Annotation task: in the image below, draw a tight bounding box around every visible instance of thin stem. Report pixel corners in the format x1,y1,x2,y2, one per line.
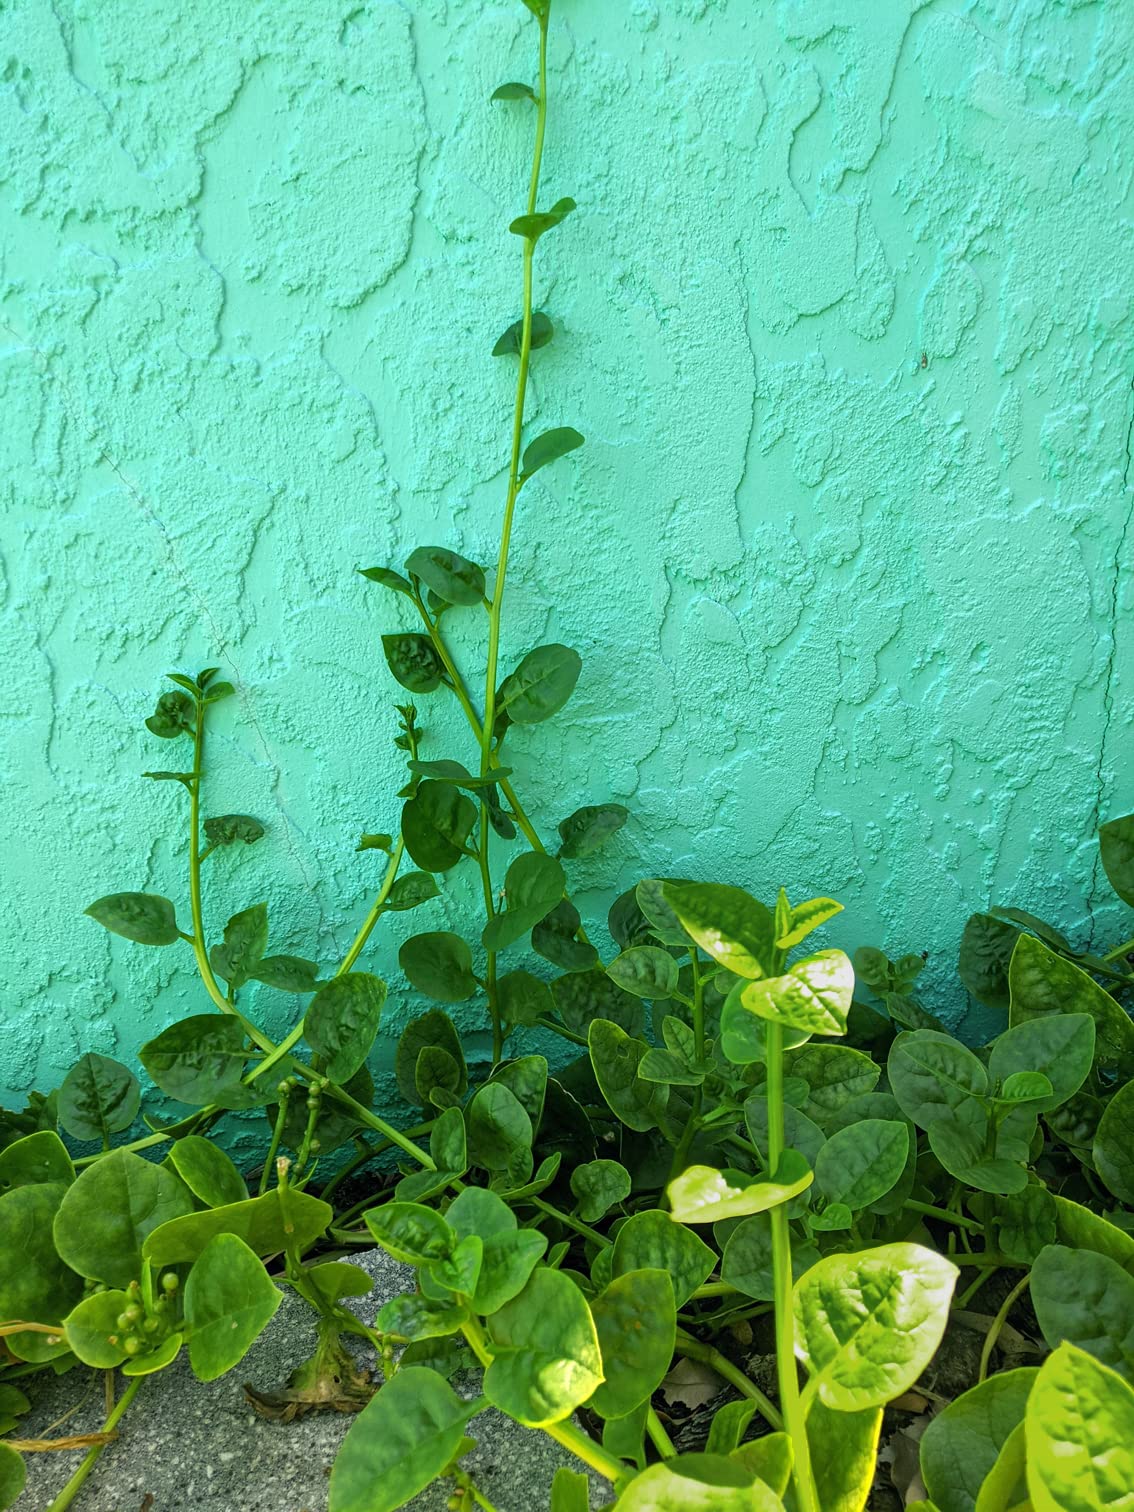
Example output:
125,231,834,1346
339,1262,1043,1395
259,1087,291,1196
46,1376,144,1512
978,1273,1031,1383
903,1199,983,1233
675,1332,782,1431
534,1015,588,1047
645,1408,676,1459
765,1021,818,1512
337,838,406,976
1103,935,1134,963
530,1195,609,1248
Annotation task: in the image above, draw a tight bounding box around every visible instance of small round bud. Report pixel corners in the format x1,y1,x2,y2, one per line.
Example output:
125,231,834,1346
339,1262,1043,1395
309,1138,321,1154
143,1316,162,1335
161,1272,180,1293
277,1080,292,1097
123,1336,143,1356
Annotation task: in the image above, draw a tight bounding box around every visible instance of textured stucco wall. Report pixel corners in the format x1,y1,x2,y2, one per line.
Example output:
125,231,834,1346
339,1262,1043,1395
2,0,1132,1108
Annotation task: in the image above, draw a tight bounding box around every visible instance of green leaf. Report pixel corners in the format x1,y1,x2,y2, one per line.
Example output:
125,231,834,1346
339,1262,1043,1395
467,1083,533,1176
663,883,775,980
303,971,386,1082
587,1268,676,1419
775,896,843,951
493,309,553,355
364,1202,454,1265
406,761,512,793
532,899,599,972
782,1044,880,1125
1094,1079,1134,1205
1053,1195,1134,1268
482,851,566,952
121,1329,183,1376
430,1107,468,1176
668,1153,813,1224
608,946,680,1001
557,803,628,859
328,1368,477,1512
0,1130,74,1192
556,968,643,1036
0,1182,83,1359
140,1015,250,1107
496,643,582,726
384,871,441,912
991,1185,1057,1262
1025,1343,1134,1512
498,968,553,1029
402,780,477,872
794,1242,958,1410
142,1188,332,1268
58,1053,140,1143
381,633,445,693
612,1210,716,1308
739,950,854,1037
405,546,486,606
721,1213,818,1303
145,688,195,738
0,1443,26,1509
887,1030,987,1128
300,1261,374,1307
987,1013,1094,1112
570,1159,631,1222
1099,813,1134,906
805,1399,882,1512
743,1096,826,1168
202,814,265,847
185,1233,282,1382
706,1400,756,1457
395,1010,468,1106
61,1288,130,1368
248,953,319,993
720,984,809,1065
446,1189,547,1314
489,1055,548,1129
484,1266,603,1427
491,81,537,104
85,891,180,946
1008,934,1134,1067
974,1421,1028,1512
400,933,478,1004
1030,1245,1134,1382
359,565,414,596
616,1456,785,1510
814,1119,908,1212
510,198,578,243
634,878,697,947
919,1368,1038,1512
959,913,1020,1009
588,1019,667,1131
209,902,269,988
53,1149,194,1286
550,1467,590,1512
997,1070,1054,1103
379,1292,470,1341
166,1135,248,1208
729,1433,792,1496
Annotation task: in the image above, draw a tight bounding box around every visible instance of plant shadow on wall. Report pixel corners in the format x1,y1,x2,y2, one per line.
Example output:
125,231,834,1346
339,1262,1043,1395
4,1,1134,1510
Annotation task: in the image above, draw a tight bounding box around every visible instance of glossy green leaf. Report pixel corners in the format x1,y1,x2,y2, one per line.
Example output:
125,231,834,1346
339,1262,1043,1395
588,1018,667,1131
587,1267,675,1419
422,1103,468,1178
729,1433,792,1497
1052,1194,1134,1268
365,1202,454,1265
959,913,1020,1009
145,688,195,738
987,1013,1094,1112
54,1151,193,1286
720,984,809,1065
381,633,445,693
1030,1244,1134,1381
611,1210,716,1308
997,1070,1053,1104
402,781,477,872
532,899,598,972
498,968,554,1029
385,871,442,911
0,1130,74,1192
739,950,853,1037
814,1119,908,1212
556,968,643,1036
776,896,843,951
1008,934,1134,1066
721,1213,818,1303
806,1399,882,1512
663,883,775,980
142,1187,332,1267
992,1185,1057,1262
248,953,319,993
167,1135,248,1208
1025,1343,1134,1511
484,1266,603,1426
328,1368,477,1512
140,1014,250,1107
1094,1079,1134,1205
973,1421,1028,1512
405,546,485,606
0,1182,83,1359
782,1044,880,1125
492,308,553,352
887,1030,987,1128
58,1053,140,1143
608,946,680,1001
202,813,265,847
668,1153,813,1224
510,199,578,244
122,1329,183,1376
616,1456,784,1510
743,1096,826,1168
473,1229,547,1317
550,1468,590,1512
61,1288,130,1367
400,933,478,1004
489,1055,548,1130
557,803,628,859
395,1010,468,1106
482,851,565,952
207,903,269,988
706,1400,756,1457
85,891,180,946
185,1233,281,1382
496,643,582,725
380,1293,470,1341
359,565,414,596
794,1242,958,1410
1099,813,1134,906
920,1368,1038,1512
571,1159,632,1222
303,971,386,1082
468,1082,533,1175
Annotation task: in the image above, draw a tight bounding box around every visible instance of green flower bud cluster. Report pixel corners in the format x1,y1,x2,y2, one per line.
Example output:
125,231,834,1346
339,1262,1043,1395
105,1274,180,1359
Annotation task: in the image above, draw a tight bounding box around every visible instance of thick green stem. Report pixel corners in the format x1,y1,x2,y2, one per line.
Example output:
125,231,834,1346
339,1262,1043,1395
978,1273,1031,1382
46,1376,144,1512
765,1022,818,1512
675,1331,782,1430
1104,934,1134,963
903,1198,983,1233
645,1408,676,1458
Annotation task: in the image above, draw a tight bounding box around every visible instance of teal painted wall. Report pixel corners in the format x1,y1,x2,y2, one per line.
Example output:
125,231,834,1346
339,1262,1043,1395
2,0,1132,1110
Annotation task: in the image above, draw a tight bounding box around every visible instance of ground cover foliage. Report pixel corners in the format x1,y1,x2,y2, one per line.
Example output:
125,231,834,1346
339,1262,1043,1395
3,3,1134,1508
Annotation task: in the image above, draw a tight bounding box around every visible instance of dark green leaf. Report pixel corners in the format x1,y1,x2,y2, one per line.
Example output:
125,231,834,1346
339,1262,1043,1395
85,892,180,946
385,872,441,912
382,633,445,694
721,1213,818,1302
356,832,393,852
570,1159,631,1222
1099,813,1134,906
203,814,265,847
492,309,553,354
395,1010,468,1106
303,972,386,1082
467,1083,533,1174
482,851,566,952
143,769,194,788
1094,1080,1134,1206
496,644,582,727
532,899,598,972
406,761,512,792
1009,934,1134,1067
167,1135,248,1208
498,969,553,1030
1031,1245,1134,1382
402,781,477,872
782,1044,881,1125
509,198,577,244
0,1182,83,1360
248,954,320,993
814,1119,909,1211
607,946,679,1001
359,565,414,596
405,547,486,607
557,803,628,859
490,81,537,104
145,689,195,739
987,1013,1094,1111
185,1233,281,1382
520,427,584,483
555,968,643,1036
400,933,478,1004
58,1054,140,1143
958,913,1019,1010
209,902,269,989
991,1185,1057,1263
588,1019,667,1131
54,1150,194,1286
490,1055,548,1130
140,1015,250,1107
588,1268,675,1419
612,1209,715,1308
